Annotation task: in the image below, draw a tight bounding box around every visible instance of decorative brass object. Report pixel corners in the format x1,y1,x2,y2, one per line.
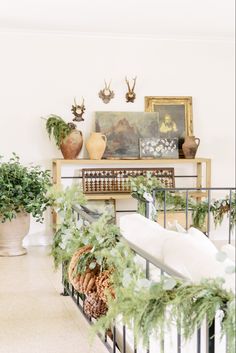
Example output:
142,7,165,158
125,76,137,103
71,97,85,122
98,80,115,104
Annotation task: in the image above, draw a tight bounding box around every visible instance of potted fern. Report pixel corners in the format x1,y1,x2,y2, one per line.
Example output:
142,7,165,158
44,99,85,159
0,154,52,256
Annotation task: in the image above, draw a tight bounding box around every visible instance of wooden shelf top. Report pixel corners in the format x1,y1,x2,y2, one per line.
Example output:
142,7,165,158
53,158,211,165
83,191,207,201
85,193,132,200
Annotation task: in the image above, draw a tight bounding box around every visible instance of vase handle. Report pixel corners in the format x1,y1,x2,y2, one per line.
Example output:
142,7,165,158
195,137,200,146
101,134,107,143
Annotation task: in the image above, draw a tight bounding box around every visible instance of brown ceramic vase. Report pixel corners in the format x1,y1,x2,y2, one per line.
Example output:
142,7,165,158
0,212,30,256
60,130,83,159
182,136,200,159
86,132,107,160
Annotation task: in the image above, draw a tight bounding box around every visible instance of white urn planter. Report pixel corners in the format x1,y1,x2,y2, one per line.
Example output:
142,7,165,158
0,212,30,257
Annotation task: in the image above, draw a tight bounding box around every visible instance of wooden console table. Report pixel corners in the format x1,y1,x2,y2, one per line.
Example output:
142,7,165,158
52,158,211,194
52,158,211,227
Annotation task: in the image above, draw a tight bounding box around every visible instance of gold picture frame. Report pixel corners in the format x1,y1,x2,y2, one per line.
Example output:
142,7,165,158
145,96,193,157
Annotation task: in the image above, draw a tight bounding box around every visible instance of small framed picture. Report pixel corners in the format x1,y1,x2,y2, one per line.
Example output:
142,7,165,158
81,199,116,223
139,137,179,159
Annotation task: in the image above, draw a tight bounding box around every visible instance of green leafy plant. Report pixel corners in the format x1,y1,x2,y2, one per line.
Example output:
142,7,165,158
130,175,236,231
95,277,235,353
50,182,235,352
49,184,87,269
0,154,52,223
44,115,76,147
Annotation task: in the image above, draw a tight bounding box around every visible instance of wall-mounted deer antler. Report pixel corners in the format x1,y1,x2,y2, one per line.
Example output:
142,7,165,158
99,80,115,104
71,97,86,122
125,76,137,103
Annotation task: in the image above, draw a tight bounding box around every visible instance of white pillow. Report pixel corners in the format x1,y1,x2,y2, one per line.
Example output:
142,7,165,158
187,227,218,255
162,234,235,291
120,214,179,262
120,214,235,292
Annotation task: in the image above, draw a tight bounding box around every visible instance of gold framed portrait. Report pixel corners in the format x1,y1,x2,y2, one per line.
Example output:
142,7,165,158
145,96,193,157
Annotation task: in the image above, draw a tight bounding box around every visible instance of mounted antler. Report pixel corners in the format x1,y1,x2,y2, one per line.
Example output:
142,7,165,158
71,97,86,122
125,76,137,103
99,80,115,104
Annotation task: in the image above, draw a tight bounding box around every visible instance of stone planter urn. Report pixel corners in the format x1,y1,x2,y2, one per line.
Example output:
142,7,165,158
60,130,83,159
86,132,107,160
182,136,200,159
0,212,30,256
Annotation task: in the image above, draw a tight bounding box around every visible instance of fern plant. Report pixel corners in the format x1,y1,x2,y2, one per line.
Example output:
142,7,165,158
45,115,76,147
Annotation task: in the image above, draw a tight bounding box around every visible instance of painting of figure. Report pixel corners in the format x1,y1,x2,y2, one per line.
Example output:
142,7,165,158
145,97,193,157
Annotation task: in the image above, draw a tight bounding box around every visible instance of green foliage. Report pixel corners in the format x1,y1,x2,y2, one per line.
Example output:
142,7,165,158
50,181,235,351
0,154,52,223
49,184,87,269
130,175,236,231
45,115,75,147
172,279,233,339
95,277,235,352
49,184,87,226
130,172,163,203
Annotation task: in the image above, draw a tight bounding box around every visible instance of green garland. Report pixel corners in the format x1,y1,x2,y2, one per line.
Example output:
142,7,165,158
49,184,87,269
130,174,236,230
50,184,236,352
95,277,235,352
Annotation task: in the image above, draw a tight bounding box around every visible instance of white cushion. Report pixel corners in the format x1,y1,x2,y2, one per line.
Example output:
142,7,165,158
120,214,235,292
120,214,179,262
187,227,218,255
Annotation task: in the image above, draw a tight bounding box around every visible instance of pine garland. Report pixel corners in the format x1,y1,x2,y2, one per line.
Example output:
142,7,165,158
130,175,236,231
50,184,236,352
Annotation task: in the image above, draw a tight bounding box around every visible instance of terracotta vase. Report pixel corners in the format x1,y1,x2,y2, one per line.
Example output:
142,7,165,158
182,136,200,159
60,130,83,159
86,132,107,160
0,212,30,256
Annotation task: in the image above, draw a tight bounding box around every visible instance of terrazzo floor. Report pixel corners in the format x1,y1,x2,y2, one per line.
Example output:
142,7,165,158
0,247,108,353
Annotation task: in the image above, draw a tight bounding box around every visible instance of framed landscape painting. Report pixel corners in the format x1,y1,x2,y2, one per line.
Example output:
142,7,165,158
95,111,159,159
145,96,193,157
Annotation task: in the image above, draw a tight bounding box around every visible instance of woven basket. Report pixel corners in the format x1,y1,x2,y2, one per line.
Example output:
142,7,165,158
68,245,99,294
96,270,115,303
84,292,107,319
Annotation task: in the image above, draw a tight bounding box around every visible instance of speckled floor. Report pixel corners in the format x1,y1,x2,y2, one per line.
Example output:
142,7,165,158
0,247,108,353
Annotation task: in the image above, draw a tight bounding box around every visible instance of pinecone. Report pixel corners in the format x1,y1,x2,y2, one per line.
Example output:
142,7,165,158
68,245,99,294
96,270,115,303
84,292,107,319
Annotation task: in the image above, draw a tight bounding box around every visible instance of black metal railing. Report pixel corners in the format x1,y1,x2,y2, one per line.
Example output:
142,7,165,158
61,187,235,353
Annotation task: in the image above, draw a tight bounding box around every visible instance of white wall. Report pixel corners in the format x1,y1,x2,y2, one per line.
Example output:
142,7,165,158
0,31,234,239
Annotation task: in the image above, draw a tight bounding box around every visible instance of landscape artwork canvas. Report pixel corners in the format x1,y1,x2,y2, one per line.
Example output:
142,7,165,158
95,111,159,159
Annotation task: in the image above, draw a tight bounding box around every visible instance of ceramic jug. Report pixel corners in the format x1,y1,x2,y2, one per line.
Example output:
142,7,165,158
182,136,200,159
86,132,107,160
60,130,83,159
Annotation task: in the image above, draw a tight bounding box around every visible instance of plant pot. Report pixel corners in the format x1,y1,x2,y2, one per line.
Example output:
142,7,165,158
0,212,30,256
60,130,83,159
182,136,200,159
86,132,107,160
